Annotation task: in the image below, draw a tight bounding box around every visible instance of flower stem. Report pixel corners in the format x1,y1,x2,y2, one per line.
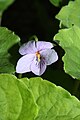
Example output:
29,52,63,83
0,18,1,26
18,74,22,79
72,79,80,98
0,16,1,26
29,35,38,42
0,12,2,26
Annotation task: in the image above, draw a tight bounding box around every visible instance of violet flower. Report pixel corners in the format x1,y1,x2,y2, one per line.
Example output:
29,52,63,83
16,41,58,76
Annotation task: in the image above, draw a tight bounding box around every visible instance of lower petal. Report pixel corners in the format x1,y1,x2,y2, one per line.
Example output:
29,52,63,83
31,59,46,76
16,54,35,73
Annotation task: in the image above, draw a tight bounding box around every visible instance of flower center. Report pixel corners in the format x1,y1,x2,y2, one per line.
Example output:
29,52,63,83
36,51,41,62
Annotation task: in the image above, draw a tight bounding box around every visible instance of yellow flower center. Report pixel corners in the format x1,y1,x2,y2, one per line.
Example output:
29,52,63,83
36,51,41,62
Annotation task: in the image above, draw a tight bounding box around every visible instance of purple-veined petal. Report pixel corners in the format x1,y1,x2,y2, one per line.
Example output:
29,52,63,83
19,41,37,55
16,54,35,73
40,49,58,65
31,58,47,76
36,41,53,51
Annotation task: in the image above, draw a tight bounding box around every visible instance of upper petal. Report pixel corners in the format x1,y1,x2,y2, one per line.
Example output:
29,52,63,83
40,49,58,65
19,41,37,55
16,54,35,73
36,41,53,51
31,58,47,76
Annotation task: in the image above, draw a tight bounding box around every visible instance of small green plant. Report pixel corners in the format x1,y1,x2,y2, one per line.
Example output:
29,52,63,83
0,0,80,119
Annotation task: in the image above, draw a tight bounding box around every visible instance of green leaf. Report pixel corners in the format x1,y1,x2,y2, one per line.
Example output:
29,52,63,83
21,77,80,120
54,25,80,79
0,27,20,73
0,74,22,120
0,0,14,14
56,0,80,28
49,0,62,7
0,74,38,120
17,79,38,120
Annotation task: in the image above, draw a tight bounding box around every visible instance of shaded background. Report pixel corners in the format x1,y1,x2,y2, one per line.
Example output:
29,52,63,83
1,0,75,95
2,0,60,41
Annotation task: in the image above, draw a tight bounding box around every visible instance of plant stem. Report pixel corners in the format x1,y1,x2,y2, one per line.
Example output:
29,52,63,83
0,12,2,26
0,18,1,26
18,74,22,79
29,35,38,41
72,79,80,98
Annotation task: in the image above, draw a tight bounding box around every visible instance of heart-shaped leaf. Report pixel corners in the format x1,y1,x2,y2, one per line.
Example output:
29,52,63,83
56,0,80,28
54,25,80,79
21,77,80,120
0,27,20,73
0,74,38,120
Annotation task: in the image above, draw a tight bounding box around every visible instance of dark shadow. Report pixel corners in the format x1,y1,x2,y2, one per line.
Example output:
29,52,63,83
8,43,21,68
